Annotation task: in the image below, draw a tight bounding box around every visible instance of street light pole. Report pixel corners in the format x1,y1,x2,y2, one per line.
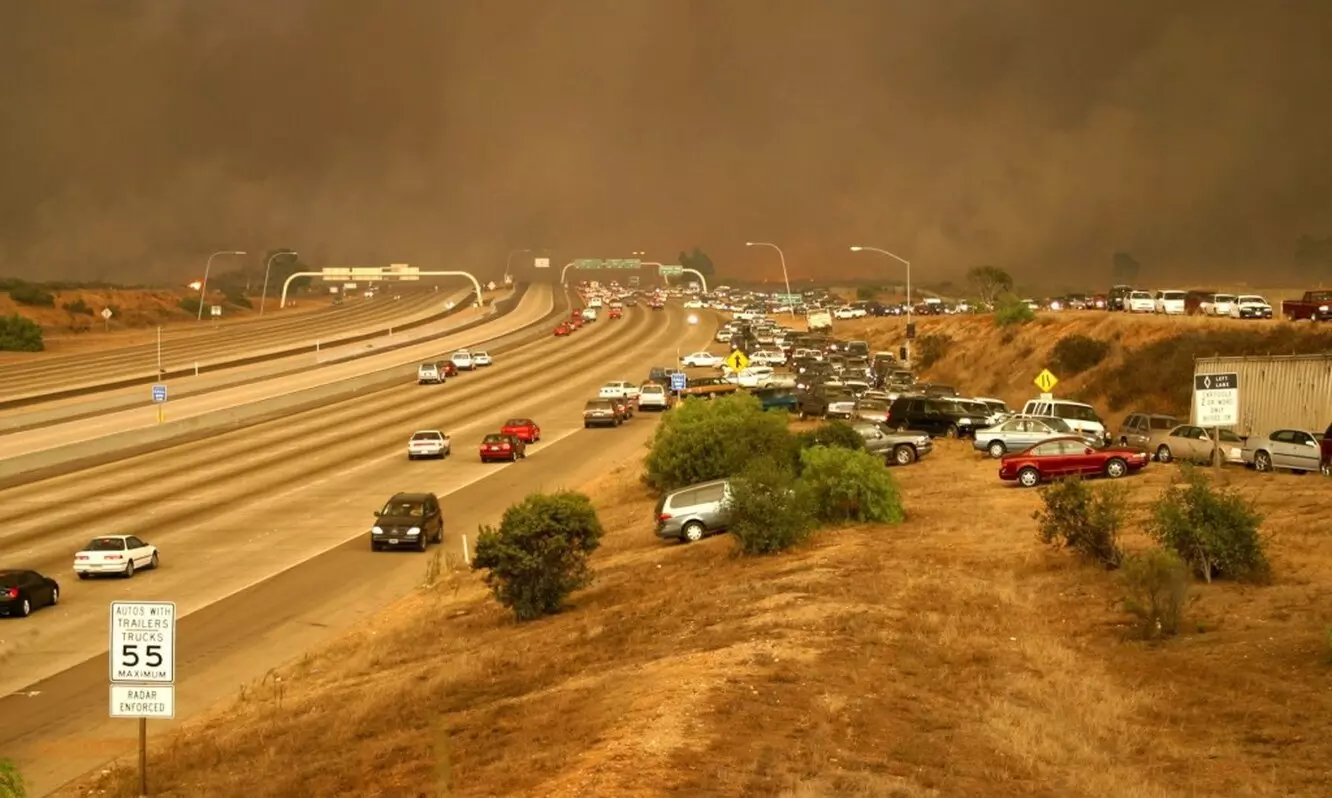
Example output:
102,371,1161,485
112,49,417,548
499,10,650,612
850,245,913,364
504,248,531,284
198,250,247,321
259,250,298,316
744,241,795,316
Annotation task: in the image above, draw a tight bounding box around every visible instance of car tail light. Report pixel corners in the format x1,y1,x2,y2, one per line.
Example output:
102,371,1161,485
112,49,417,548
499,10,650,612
501,443,511,450
658,513,672,522
5,587,17,599
106,554,123,560
76,554,88,560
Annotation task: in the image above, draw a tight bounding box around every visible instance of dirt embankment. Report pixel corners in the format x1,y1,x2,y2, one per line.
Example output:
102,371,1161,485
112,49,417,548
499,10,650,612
836,311,1332,423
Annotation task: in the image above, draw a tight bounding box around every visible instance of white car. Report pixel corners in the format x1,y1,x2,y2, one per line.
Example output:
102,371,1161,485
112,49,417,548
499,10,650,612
472,351,493,366
451,350,474,370
1200,293,1236,316
726,366,776,388
599,381,640,400
417,362,444,384
683,299,704,309
637,383,670,410
1125,290,1156,313
1154,290,1187,315
588,297,603,308
681,351,724,368
1229,295,1273,319
581,307,598,321
407,430,451,460
74,534,158,579
748,349,786,366
833,306,858,319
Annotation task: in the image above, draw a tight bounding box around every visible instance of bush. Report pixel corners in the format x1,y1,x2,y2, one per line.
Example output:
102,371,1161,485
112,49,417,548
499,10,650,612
1033,477,1126,569
726,457,815,555
0,314,43,352
993,293,1035,327
1051,334,1110,376
644,393,795,492
1120,548,1192,640
7,282,54,307
913,333,951,369
855,286,877,301
224,287,253,309
472,491,605,621
178,297,201,315
0,757,25,797
1147,464,1268,583
798,445,906,524
793,420,866,456
62,298,94,316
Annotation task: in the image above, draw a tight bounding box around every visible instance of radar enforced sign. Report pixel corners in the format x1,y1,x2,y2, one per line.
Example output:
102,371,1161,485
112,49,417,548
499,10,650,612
109,601,177,684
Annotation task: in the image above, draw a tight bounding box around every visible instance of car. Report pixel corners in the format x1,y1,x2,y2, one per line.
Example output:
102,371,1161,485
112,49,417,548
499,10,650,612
885,395,981,438
637,383,671,411
451,350,475,370
655,479,732,542
974,416,1093,458
1020,398,1107,442
599,381,641,401
1229,295,1273,319
608,307,623,319
472,351,493,366
583,398,621,427
0,569,60,618
407,430,451,460
1150,424,1245,465
999,437,1149,487
726,366,777,388
1242,428,1323,473
370,492,444,551
1116,412,1181,449
1125,290,1156,313
849,421,933,465
680,376,740,400
1199,293,1237,316
417,362,445,384
479,432,527,462
751,386,798,412
73,535,159,579
1154,290,1187,314
852,399,892,425
681,351,724,368
581,307,598,321
570,315,585,329
554,322,571,336
500,418,541,443
749,349,787,367
439,361,459,378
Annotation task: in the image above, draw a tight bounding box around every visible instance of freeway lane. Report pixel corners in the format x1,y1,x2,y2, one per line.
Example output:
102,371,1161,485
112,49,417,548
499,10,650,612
1,304,718,796
0,285,551,464
0,287,470,403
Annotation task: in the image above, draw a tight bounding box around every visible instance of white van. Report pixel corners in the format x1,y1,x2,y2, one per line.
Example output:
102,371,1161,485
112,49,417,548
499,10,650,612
1020,398,1107,441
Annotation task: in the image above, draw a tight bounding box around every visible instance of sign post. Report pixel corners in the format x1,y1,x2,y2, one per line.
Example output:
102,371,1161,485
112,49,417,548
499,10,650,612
209,304,222,320
151,384,167,424
101,306,113,332
1194,372,1239,469
110,600,177,796
670,371,687,406
1034,368,1059,399
724,349,750,373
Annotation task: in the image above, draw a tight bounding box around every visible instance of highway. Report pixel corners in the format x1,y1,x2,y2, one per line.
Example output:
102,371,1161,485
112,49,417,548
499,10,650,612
0,285,535,446
0,300,718,797
0,286,474,404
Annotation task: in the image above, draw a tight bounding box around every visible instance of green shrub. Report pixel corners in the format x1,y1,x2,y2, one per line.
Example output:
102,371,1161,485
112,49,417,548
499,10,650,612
993,293,1035,327
0,314,43,352
1033,477,1126,569
7,282,54,307
1147,464,1268,583
1051,334,1110,376
798,445,906,524
793,420,866,456
913,333,952,369
855,286,877,301
0,757,25,797
726,457,815,555
224,287,253,309
178,297,201,314
1120,548,1192,640
644,393,795,492
472,491,605,621
62,298,94,316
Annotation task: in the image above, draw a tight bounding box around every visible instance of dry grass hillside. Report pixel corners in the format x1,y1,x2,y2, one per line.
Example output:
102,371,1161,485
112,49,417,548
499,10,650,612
64,439,1332,798
835,312,1332,423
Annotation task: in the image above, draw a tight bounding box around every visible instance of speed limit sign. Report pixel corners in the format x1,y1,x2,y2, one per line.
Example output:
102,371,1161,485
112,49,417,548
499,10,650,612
109,601,176,684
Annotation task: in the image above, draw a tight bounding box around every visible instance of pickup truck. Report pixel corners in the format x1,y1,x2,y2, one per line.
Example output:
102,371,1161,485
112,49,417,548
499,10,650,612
1281,291,1332,322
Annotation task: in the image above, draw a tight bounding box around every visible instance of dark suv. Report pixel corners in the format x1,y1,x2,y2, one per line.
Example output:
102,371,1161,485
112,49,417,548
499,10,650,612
371,492,444,552
886,395,980,438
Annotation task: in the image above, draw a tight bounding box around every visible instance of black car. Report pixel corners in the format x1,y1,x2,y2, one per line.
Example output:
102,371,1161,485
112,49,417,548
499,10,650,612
886,396,980,438
1,569,60,617
371,492,444,551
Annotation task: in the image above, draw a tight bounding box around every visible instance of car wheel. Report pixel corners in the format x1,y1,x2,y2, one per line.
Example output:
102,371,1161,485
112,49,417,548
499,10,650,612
124,560,135,579
371,541,381,551
1322,461,1331,478
18,599,30,618
408,454,416,461
434,527,444,544
945,424,959,439
893,445,916,465
584,422,591,428
682,521,706,543
49,586,59,606
1156,445,1172,463
150,552,160,569
987,441,1006,458
77,573,89,580
1104,458,1128,478
417,535,428,552
1017,467,1041,488
1254,451,1272,472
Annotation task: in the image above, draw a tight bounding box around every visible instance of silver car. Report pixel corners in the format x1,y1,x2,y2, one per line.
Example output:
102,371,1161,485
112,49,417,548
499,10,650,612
974,416,1093,458
853,399,892,425
850,421,933,465
654,479,731,542
1242,429,1323,473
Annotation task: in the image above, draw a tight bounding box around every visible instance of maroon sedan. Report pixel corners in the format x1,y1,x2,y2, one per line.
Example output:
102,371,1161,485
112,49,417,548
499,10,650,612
999,436,1149,487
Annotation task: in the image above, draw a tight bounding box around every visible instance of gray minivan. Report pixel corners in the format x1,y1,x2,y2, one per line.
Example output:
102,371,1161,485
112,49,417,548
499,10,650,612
654,479,731,542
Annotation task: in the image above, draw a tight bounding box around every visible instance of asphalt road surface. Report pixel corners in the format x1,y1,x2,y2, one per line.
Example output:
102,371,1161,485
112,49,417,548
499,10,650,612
0,287,471,401
0,303,718,797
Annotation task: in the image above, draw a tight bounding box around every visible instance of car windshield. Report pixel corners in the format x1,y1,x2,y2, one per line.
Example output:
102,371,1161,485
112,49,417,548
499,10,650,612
1056,404,1100,422
1238,295,1266,304
586,401,611,409
411,432,442,441
1218,429,1243,442
858,400,889,410
85,537,126,551
1149,417,1176,430
1214,294,1235,302
381,500,424,518
503,419,527,427
482,434,505,443
641,385,663,393
1162,291,1186,300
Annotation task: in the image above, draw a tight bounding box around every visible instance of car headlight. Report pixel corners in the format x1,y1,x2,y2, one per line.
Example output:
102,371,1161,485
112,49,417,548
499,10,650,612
407,527,421,536
916,436,929,445
959,418,971,425
372,526,384,535
1321,306,1329,312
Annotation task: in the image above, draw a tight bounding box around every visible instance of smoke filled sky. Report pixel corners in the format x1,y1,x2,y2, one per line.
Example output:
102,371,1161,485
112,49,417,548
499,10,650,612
2,0,1331,287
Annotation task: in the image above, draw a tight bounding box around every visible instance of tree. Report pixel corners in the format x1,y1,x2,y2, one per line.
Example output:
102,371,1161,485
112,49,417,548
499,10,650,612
644,393,795,491
679,247,715,276
472,491,605,621
965,266,1013,306
1111,252,1141,285
0,314,43,352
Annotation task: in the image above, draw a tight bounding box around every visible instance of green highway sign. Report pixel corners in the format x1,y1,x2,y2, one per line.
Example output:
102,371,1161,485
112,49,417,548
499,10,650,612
575,258,642,269
574,259,603,269
658,264,684,276
775,293,803,304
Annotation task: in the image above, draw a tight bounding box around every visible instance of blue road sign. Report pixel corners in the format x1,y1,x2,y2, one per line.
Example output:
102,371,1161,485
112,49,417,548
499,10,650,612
152,384,168,403
670,372,687,392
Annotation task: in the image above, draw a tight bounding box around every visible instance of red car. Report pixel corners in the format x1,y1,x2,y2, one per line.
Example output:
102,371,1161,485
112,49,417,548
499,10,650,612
571,316,585,329
479,433,527,463
999,436,1148,487
440,361,459,377
554,322,571,336
500,417,541,443
608,307,623,319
